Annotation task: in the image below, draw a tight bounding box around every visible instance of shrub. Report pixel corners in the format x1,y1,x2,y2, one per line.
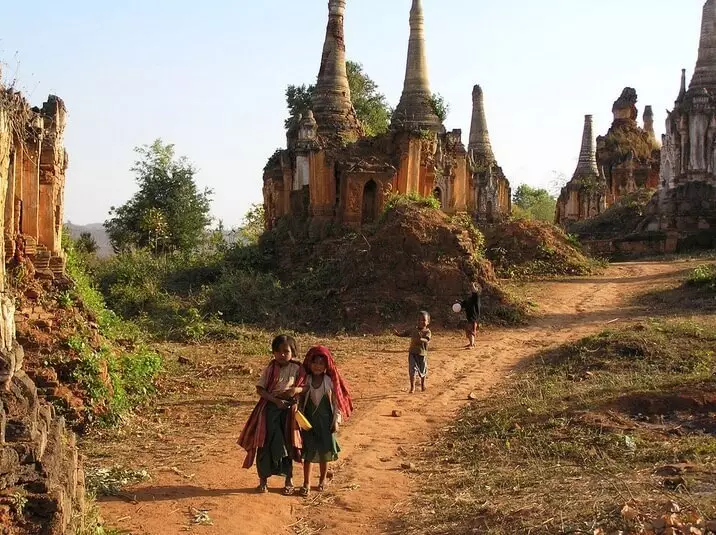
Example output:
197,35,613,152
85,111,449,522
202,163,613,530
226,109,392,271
383,192,441,213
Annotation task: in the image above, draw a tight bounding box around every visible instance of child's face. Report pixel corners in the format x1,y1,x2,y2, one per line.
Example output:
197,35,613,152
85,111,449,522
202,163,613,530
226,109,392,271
273,342,292,365
418,315,429,329
310,357,327,375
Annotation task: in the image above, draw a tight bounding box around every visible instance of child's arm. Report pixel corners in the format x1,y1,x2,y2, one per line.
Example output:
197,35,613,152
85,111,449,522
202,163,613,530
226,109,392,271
393,327,410,337
420,329,432,344
257,386,289,408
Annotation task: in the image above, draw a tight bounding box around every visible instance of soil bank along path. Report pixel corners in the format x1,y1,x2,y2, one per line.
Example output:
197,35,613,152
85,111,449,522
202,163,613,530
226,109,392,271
95,261,691,534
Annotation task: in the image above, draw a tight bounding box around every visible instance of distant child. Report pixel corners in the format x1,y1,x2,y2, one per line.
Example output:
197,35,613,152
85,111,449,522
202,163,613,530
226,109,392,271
460,282,482,349
299,346,353,497
394,311,432,393
237,335,306,495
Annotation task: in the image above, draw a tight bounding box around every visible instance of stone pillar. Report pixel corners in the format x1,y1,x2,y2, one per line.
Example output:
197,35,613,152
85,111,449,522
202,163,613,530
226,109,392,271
21,134,41,240
392,0,442,132
468,85,495,161
38,184,56,253
574,115,600,178
312,0,362,141
643,105,657,145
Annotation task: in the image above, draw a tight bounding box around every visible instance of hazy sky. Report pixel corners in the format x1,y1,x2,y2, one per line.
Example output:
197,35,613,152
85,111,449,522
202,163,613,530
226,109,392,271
1,0,706,227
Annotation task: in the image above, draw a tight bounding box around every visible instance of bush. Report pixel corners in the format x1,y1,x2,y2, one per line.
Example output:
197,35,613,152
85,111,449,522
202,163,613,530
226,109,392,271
688,264,716,290
383,192,441,213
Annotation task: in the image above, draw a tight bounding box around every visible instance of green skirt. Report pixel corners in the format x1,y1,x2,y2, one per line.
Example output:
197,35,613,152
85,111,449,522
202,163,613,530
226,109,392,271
301,396,340,463
256,403,293,479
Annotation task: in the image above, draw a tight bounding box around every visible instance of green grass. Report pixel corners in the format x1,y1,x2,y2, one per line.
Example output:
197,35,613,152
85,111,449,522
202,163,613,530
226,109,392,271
688,264,716,291
400,320,716,535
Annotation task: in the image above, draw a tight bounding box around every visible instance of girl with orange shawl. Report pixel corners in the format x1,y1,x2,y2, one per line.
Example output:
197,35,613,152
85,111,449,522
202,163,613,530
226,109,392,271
237,335,306,495
299,346,353,497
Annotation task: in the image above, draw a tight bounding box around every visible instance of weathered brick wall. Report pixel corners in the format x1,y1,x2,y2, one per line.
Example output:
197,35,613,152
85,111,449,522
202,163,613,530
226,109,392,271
1,96,85,534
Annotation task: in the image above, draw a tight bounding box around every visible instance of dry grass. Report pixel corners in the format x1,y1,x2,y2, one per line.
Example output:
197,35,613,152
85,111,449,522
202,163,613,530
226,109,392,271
397,319,716,535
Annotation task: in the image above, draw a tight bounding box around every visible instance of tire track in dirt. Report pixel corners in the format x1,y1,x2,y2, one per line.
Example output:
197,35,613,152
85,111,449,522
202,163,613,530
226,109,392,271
96,261,690,535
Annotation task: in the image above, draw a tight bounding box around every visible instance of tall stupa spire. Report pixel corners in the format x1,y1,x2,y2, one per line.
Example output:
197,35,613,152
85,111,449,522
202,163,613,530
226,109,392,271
573,115,600,179
312,0,362,139
468,85,495,162
392,0,442,132
689,0,716,92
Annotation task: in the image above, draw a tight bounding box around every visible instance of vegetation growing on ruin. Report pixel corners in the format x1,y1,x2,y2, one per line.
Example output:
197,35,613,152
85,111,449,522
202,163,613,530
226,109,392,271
569,189,655,239
401,319,716,534
284,60,392,136
428,92,449,123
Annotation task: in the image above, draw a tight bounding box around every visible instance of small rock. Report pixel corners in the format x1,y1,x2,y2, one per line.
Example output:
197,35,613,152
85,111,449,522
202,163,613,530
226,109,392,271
401,462,416,471
665,501,682,514
467,392,478,401
391,410,403,418
24,288,40,300
705,521,716,531
379,457,391,463
178,356,192,365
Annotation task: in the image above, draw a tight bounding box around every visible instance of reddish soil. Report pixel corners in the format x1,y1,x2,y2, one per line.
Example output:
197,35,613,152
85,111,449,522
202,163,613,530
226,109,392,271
87,260,700,535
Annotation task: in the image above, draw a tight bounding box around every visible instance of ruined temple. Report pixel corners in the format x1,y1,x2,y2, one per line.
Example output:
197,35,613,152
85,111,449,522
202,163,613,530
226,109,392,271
1,88,68,279
1,83,84,533
596,88,661,204
262,0,511,233
555,115,608,226
643,0,716,245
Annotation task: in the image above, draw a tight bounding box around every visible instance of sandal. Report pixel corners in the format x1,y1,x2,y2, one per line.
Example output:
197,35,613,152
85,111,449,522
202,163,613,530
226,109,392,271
299,486,310,497
283,485,295,496
257,483,268,494
317,483,325,492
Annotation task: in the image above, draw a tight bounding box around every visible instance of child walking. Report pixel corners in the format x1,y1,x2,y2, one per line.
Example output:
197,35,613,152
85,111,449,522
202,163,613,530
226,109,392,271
238,335,306,495
299,346,353,497
394,311,432,393
460,282,482,349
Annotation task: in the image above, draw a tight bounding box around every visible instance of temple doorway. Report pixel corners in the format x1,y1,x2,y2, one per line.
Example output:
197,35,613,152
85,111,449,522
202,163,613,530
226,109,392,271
362,180,378,225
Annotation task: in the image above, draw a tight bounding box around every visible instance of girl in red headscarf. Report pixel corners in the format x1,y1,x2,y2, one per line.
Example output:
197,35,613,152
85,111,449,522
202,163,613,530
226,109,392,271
298,346,353,497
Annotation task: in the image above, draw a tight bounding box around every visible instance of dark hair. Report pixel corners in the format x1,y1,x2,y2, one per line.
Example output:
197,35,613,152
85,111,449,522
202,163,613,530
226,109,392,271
271,335,298,357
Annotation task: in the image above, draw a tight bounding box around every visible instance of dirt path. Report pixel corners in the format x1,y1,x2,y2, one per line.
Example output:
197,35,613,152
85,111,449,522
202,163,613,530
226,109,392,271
92,261,696,535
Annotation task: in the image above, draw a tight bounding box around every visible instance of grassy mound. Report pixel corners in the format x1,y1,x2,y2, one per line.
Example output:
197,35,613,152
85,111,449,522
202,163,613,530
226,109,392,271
257,201,527,331
10,242,161,431
484,218,599,278
569,189,655,240
402,320,716,534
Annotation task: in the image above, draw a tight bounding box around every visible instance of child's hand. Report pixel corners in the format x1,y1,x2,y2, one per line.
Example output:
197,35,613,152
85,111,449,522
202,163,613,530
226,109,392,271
284,387,301,398
273,398,289,409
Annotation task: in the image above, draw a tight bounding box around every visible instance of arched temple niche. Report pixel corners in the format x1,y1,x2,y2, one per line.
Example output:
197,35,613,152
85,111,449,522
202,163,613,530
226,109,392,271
362,180,379,225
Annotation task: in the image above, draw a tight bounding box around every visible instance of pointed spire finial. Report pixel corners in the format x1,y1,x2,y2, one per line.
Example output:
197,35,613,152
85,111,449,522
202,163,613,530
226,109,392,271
572,115,600,179
468,85,495,162
312,0,362,139
392,0,442,132
689,0,716,92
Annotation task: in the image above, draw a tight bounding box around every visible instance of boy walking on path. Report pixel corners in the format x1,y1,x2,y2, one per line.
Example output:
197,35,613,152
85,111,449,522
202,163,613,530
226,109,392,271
461,283,482,349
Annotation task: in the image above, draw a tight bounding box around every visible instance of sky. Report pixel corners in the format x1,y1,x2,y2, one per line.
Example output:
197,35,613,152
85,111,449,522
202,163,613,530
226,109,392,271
0,0,707,228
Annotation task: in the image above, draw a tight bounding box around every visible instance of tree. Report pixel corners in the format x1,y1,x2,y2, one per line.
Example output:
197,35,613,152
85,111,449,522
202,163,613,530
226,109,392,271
75,232,99,255
238,203,265,245
429,93,450,123
512,185,557,222
284,61,391,137
105,140,213,254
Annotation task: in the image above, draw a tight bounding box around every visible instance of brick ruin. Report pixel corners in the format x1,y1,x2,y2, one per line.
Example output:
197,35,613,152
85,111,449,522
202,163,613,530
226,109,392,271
555,115,607,226
262,0,511,234
642,0,716,246
597,88,661,203
2,89,68,279
1,85,83,532
556,90,661,227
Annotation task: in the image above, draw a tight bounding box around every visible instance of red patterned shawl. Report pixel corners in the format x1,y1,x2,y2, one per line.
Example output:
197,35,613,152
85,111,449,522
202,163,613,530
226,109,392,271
237,359,307,468
303,346,354,420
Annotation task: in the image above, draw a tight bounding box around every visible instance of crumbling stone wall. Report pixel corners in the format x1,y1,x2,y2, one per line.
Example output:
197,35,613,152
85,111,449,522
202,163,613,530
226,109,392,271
1,91,84,534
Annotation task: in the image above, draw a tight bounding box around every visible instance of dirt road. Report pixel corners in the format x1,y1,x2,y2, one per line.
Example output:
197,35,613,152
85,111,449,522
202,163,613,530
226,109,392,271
93,261,694,534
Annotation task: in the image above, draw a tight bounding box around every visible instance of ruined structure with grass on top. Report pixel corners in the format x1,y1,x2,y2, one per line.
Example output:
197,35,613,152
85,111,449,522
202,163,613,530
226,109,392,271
262,0,511,234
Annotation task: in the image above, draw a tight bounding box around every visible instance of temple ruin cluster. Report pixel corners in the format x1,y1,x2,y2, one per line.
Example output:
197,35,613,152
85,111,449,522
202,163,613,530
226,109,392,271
0,88,68,278
262,0,511,232
555,89,661,227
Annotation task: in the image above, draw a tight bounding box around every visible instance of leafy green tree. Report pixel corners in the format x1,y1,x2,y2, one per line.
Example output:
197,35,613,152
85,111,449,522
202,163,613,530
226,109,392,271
105,140,213,254
75,232,99,255
512,185,557,222
238,203,265,245
284,61,391,136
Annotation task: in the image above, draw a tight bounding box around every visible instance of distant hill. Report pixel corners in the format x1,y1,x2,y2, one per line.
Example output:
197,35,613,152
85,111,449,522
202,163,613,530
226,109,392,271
65,222,113,257
64,222,245,257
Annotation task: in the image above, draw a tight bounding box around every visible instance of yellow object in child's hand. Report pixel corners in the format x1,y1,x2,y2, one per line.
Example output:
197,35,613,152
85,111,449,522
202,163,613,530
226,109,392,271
296,410,313,431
